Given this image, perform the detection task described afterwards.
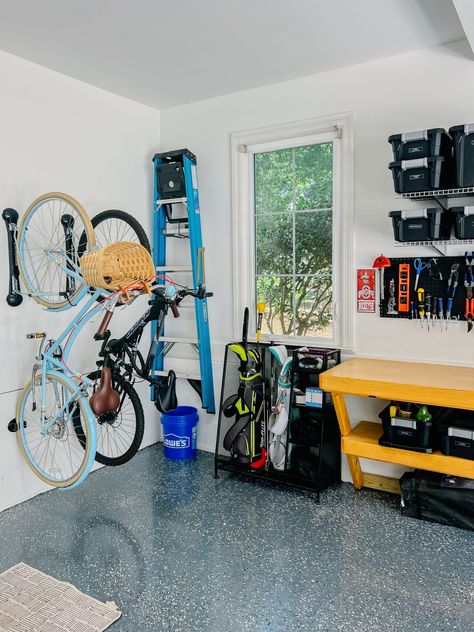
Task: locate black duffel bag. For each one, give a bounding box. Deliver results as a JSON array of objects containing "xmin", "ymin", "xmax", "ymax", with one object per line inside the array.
[{"xmin": 400, "ymin": 470, "xmax": 474, "ymax": 531}]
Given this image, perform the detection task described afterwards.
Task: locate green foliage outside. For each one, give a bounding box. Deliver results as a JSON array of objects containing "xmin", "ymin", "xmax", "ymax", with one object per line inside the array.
[{"xmin": 254, "ymin": 142, "xmax": 333, "ymax": 337}]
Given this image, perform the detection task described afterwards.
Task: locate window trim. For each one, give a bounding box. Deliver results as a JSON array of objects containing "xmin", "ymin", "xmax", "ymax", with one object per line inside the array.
[{"xmin": 230, "ymin": 112, "xmax": 354, "ymax": 349}]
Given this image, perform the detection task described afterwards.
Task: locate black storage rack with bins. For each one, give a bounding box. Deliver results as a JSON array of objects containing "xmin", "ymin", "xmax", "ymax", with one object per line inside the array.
[{"xmin": 214, "ymin": 343, "xmax": 341, "ymax": 502}]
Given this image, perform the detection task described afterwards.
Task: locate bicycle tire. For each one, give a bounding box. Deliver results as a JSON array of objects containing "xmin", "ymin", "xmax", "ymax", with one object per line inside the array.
[
  {"xmin": 74, "ymin": 371, "xmax": 145, "ymax": 466},
  {"xmin": 17, "ymin": 192, "xmax": 96, "ymax": 310},
  {"xmin": 79, "ymin": 209, "xmax": 151, "ymax": 255},
  {"xmin": 17, "ymin": 372, "xmax": 95, "ymax": 488}
]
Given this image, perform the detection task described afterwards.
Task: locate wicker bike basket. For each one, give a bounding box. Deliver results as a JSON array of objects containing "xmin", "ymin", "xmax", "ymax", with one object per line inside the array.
[{"xmin": 80, "ymin": 241, "xmax": 155, "ymax": 290}]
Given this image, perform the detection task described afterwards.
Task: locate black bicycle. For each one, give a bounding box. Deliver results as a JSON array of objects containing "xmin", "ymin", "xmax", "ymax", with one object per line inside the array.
[{"xmin": 74, "ymin": 283, "xmax": 212, "ymax": 466}]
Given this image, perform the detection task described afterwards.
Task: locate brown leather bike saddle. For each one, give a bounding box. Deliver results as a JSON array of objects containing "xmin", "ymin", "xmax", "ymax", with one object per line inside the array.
[{"xmin": 90, "ymin": 367, "xmax": 121, "ymax": 416}]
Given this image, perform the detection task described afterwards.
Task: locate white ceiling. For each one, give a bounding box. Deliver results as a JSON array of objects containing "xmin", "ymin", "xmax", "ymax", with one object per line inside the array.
[{"xmin": 0, "ymin": 0, "xmax": 467, "ymax": 109}]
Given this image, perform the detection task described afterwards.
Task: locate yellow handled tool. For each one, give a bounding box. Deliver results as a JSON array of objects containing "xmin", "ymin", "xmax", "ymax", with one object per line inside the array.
[{"xmin": 256, "ymin": 302, "xmax": 266, "ymax": 343}]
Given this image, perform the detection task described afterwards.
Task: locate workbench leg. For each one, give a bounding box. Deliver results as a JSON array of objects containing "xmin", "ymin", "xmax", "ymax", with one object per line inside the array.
[{"xmin": 332, "ymin": 392, "xmax": 364, "ymax": 489}]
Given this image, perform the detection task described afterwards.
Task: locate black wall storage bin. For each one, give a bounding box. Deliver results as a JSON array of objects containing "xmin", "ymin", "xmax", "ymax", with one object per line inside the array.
[
  {"xmin": 437, "ymin": 408, "xmax": 474, "ymax": 460},
  {"xmin": 389, "ymin": 208, "xmax": 452, "ymax": 242},
  {"xmin": 388, "ymin": 129, "xmax": 452, "ymax": 161},
  {"xmin": 389, "ymin": 157, "xmax": 450, "ymax": 193},
  {"xmin": 400, "ymin": 471, "xmax": 474, "ymax": 531},
  {"xmin": 450, "ymin": 206, "xmax": 474, "ymax": 239},
  {"xmin": 449, "ymin": 124, "xmax": 474, "ymax": 187},
  {"xmin": 379, "ymin": 405, "xmax": 437, "ymax": 453}
]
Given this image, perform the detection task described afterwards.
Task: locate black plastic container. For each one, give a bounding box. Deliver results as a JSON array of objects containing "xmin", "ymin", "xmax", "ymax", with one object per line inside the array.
[
  {"xmin": 379, "ymin": 404, "xmax": 436, "ymax": 453},
  {"xmin": 450, "ymin": 206, "xmax": 474, "ymax": 239},
  {"xmin": 389, "ymin": 156, "xmax": 450, "ymax": 193},
  {"xmin": 293, "ymin": 347, "xmax": 340, "ymax": 373},
  {"xmin": 449, "ymin": 124, "xmax": 474, "ymax": 187},
  {"xmin": 437, "ymin": 408, "xmax": 474, "ymax": 460},
  {"xmin": 389, "ymin": 207, "xmax": 452, "ymax": 242},
  {"xmin": 388, "ymin": 128, "xmax": 452, "ymax": 161}
]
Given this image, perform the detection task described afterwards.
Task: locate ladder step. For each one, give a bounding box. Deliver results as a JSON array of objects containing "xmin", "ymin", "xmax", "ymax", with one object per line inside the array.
[
  {"xmin": 154, "ymin": 370, "xmax": 201, "ymax": 381},
  {"xmin": 156, "ymin": 265, "xmax": 193, "ymax": 272},
  {"xmin": 160, "ymin": 336, "xmax": 198, "ymax": 344},
  {"xmin": 156, "ymin": 197, "xmax": 188, "ymax": 205}
]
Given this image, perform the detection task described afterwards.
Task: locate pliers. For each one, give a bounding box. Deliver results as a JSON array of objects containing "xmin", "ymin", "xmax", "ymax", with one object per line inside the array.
[{"xmin": 466, "ymin": 298, "xmax": 474, "ymax": 333}]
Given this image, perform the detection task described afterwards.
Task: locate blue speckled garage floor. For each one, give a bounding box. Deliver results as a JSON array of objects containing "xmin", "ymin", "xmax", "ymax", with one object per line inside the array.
[{"xmin": 0, "ymin": 447, "xmax": 473, "ymax": 632}]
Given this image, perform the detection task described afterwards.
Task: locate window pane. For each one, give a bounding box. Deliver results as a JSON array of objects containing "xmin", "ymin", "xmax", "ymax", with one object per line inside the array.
[
  {"xmin": 256, "ymin": 275, "xmax": 294, "ymax": 336},
  {"xmin": 256, "ymin": 213, "xmax": 292, "ymax": 275},
  {"xmin": 294, "ymin": 275, "xmax": 332, "ymax": 338},
  {"xmin": 295, "ymin": 143, "xmax": 333, "ymax": 209},
  {"xmin": 254, "ymin": 148, "xmax": 293, "ymax": 214},
  {"xmin": 295, "ymin": 210, "xmax": 332, "ymax": 275}
]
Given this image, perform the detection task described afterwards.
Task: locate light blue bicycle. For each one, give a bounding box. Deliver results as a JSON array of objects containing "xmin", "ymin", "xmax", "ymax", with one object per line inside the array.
[{"xmin": 14, "ymin": 192, "xmax": 142, "ymax": 488}]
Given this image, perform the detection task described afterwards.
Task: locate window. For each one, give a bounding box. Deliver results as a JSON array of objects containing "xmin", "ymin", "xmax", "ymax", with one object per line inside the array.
[
  {"xmin": 254, "ymin": 141, "xmax": 334, "ymax": 338},
  {"xmin": 231, "ymin": 114, "xmax": 354, "ymax": 347}
]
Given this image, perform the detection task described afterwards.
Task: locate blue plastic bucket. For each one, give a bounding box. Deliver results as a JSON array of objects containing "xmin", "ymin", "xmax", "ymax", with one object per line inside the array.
[{"xmin": 161, "ymin": 406, "xmax": 199, "ymax": 460}]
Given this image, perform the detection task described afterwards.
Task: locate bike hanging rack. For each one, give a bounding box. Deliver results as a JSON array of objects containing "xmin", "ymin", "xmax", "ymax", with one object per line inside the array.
[{"xmin": 2, "ymin": 208, "xmax": 23, "ymax": 307}]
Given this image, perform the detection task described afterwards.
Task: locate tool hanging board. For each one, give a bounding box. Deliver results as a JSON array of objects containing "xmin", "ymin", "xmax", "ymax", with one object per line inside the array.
[{"xmin": 380, "ymin": 255, "xmax": 471, "ymax": 322}]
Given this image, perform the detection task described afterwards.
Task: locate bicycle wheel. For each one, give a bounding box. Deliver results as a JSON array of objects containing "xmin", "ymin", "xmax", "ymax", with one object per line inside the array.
[
  {"xmin": 79, "ymin": 210, "xmax": 150, "ymax": 255},
  {"xmin": 74, "ymin": 371, "xmax": 145, "ymax": 466},
  {"xmin": 17, "ymin": 192, "xmax": 96, "ymax": 310},
  {"xmin": 17, "ymin": 372, "xmax": 95, "ymax": 488}
]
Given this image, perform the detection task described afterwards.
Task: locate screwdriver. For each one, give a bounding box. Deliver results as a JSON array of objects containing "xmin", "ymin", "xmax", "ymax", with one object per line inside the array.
[
  {"xmin": 437, "ymin": 297, "xmax": 444, "ymax": 331},
  {"xmin": 425, "ymin": 294, "xmax": 431, "ymax": 332},
  {"xmin": 410, "ymin": 301, "xmax": 415, "ymax": 320},
  {"xmin": 432, "ymin": 296, "xmax": 438, "ymax": 327},
  {"xmin": 417, "ymin": 288, "xmax": 425, "ymax": 328}
]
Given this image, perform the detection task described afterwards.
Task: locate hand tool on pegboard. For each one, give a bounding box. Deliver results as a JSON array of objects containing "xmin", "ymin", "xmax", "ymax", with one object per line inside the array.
[
  {"xmin": 387, "ymin": 278, "xmax": 398, "ymax": 314},
  {"xmin": 417, "ymin": 288, "xmax": 425, "ymax": 328},
  {"xmin": 413, "ymin": 257, "xmax": 427, "ymax": 292},
  {"xmin": 446, "ymin": 263, "xmax": 459, "ymax": 330},
  {"xmin": 398, "ymin": 264, "xmax": 410, "ymax": 313},
  {"xmin": 372, "ymin": 255, "xmax": 390, "ymax": 306},
  {"xmin": 425, "ymin": 294, "xmax": 432, "ymax": 332},
  {"xmin": 465, "ymin": 298, "xmax": 474, "ymax": 333}
]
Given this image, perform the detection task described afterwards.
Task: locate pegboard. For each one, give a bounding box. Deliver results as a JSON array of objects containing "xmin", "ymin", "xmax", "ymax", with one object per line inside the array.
[{"xmin": 380, "ymin": 254, "xmax": 473, "ymax": 322}]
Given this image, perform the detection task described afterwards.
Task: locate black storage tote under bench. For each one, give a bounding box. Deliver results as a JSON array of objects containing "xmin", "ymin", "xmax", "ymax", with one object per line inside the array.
[
  {"xmin": 388, "ymin": 128, "xmax": 452, "ymax": 161},
  {"xmin": 379, "ymin": 404, "xmax": 436, "ymax": 453},
  {"xmin": 437, "ymin": 408, "xmax": 474, "ymax": 461},
  {"xmin": 389, "ymin": 207, "xmax": 452, "ymax": 242},
  {"xmin": 389, "ymin": 156, "xmax": 450, "ymax": 194},
  {"xmin": 449, "ymin": 124, "xmax": 474, "ymax": 187}
]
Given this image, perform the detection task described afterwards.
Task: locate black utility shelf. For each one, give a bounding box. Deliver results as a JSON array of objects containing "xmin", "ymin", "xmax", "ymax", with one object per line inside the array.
[{"xmin": 214, "ymin": 344, "xmax": 341, "ymax": 502}]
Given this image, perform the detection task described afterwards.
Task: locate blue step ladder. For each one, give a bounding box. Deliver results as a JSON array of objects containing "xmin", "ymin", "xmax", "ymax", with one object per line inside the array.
[{"xmin": 152, "ymin": 148, "xmax": 215, "ymax": 414}]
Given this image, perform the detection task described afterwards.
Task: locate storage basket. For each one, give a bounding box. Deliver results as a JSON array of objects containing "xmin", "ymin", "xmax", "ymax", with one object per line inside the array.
[{"xmin": 80, "ymin": 241, "xmax": 155, "ymax": 290}]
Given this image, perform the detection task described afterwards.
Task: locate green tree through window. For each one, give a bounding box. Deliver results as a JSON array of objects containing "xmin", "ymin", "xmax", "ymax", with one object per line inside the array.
[{"xmin": 255, "ymin": 142, "xmax": 333, "ymax": 338}]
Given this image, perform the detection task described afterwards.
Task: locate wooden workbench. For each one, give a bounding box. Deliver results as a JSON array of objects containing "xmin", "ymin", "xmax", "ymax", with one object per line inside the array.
[{"xmin": 319, "ymin": 358, "xmax": 474, "ymax": 493}]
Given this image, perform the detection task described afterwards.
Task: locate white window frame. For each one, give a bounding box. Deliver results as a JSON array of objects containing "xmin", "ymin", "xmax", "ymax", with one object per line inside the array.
[{"xmin": 230, "ymin": 112, "xmax": 354, "ymax": 349}]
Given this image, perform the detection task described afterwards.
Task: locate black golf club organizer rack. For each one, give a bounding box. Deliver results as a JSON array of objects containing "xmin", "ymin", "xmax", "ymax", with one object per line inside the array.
[{"xmin": 214, "ymin": 342, "xmax": 341, "ymax": 502}]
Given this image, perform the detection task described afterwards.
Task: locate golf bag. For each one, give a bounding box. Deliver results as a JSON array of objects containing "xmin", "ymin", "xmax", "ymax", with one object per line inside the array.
[{"xmin": 222, "ymin": 308, "xmax": 266, "ymax": 467}]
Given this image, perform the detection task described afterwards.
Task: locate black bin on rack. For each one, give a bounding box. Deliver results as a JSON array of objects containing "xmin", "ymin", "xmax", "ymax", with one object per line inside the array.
[
  {"xmin": 449, "ymin": 124, "xmax": 474, "ymax": 187},
  {"xmin": 437, "ymin": 408, "xmax": 474, "ymax": 460},
  {"xmin": 379, "ymin": 404, "xmax": 437, "ymax": 453},
  {"xmin": 389, "ymin": 157, "xmax": 450, "ymax": 193},
  {"xmin": 389, "ymin": 208, "xmax": 452, "ymax": 242},
  {"xmin": 388, "ymin": 129, "xmax": 452, "ymax": 161},
  {"xmin": 450, "ymin": 206, "xmax": 474, "ymax": 239}
]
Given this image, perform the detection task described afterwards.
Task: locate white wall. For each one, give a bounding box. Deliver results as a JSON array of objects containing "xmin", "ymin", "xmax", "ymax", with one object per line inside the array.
[
  {"xmin": 0, "ymin": 50, "xmax": 161, "ymax": 510},
  {"xmin": 159, "ymin": 39, "xmax": 474, "ymax": 481}
]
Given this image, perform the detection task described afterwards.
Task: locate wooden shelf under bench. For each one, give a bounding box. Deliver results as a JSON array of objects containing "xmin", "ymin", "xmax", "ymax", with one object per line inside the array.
[{"xmin": 320, "ymin": 358, "xmax": 474, "ymax": 492}]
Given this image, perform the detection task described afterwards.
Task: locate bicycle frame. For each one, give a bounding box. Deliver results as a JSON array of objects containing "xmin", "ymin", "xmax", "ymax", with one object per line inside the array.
[{"xmin": 22, "ymin": 266, "xmax": 110, "ymax": 488}]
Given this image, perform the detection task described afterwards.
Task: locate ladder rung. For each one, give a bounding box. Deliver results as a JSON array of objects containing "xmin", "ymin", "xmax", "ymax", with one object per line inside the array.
[
  {"xmin": 154, "ymin": 370, "xmax": 201, "ymax": 381},
  {"xmin": 156, "ymin": 265, "xmax": 193, "ymax": 272},
  {"xmin": 156, "ymin": 197, "xmax": 188, "ymax": 205},
  {"xmin": 160, "ymin": 336, "xmax": 198, "ymax": 344},
  {"xmin": 163, "ymin": 229, "xmax": 190, "ymax": 237}
]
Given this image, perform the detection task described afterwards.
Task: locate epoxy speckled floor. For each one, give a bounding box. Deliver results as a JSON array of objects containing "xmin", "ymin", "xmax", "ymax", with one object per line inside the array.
[{"xmin": 0, "ymin": 447, "xmax": 473, "ymax": 632}]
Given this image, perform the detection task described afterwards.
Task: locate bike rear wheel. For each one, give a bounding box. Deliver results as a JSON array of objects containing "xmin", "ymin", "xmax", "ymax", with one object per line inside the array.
[
  {"xmin": 74, "ymin": 371, "xmax": 145, "ymax": 466},
  {"xmin": 17, "ymin": 372, "xmax": 95, "ymax": 488},
  {"xmin": 78, "ymin": 209, "xmax": 150, "ymax": 256},
  {"xmin": 17, "ymin": 192, "xmax": 96, "ymax": 310}
]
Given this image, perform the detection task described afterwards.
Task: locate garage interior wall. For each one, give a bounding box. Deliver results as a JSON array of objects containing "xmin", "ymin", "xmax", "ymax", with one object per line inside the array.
[
  {"xmin": 3, "ymin": 38, "xmax": 474, "ymax": 511},
  {"xmin": 0, "ymin": 49, "xmax": 161, "ymax": 511},
  {"xmin": 159, "ymin": 39, "xmax": 474, "ymax": 482}
]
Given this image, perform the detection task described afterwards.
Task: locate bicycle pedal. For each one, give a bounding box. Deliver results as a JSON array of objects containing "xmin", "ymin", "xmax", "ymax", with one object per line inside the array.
[{"xmin": 26, "ymin": 332, "xmax": 46, "ymax": 339}]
